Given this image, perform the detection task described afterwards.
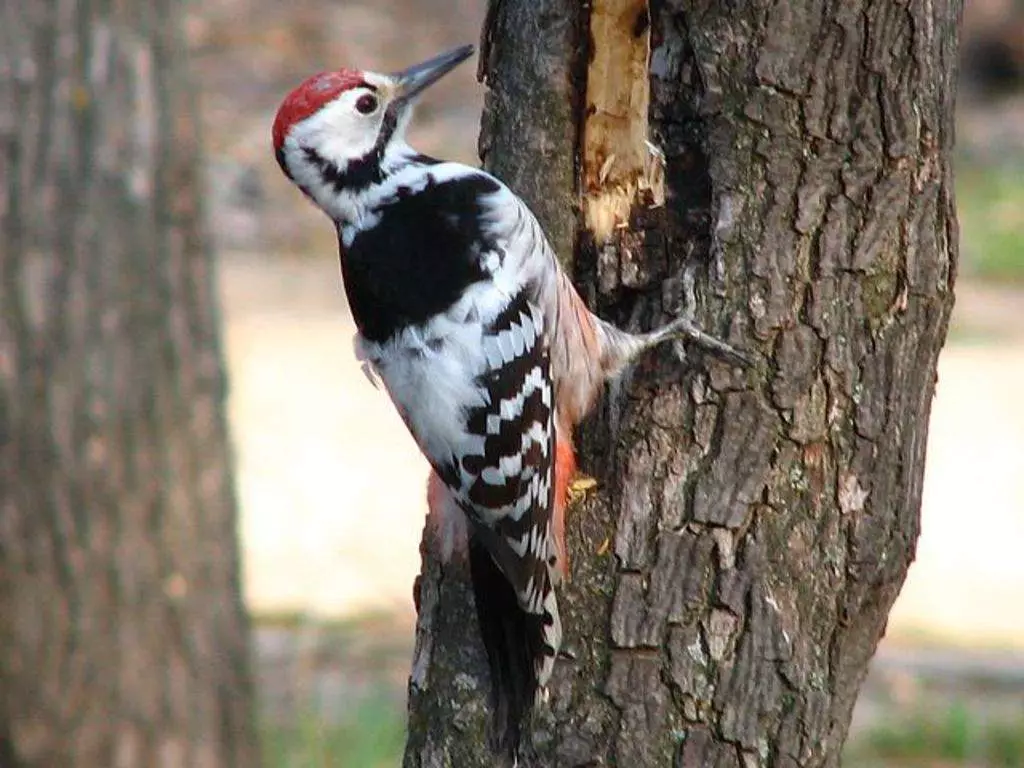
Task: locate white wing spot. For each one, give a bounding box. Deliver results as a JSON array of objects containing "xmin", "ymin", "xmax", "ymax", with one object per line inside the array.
[
  {"xmin": 500, "ymin": 398, "xmax": 517, "ymax": 420},
  {"xmin": 508, "ymin": 326, "xmax": 526, "ymax": 357},
  {"xmin": 498, "ymin": 452, "xmax": 523, "ymax": 479},
  {"xmin": 519, "ymin": 313, "xmax": 536, "ymax": 348},
  {"xmin": 496, "ymin": 331, "xmax": 515, "ymax": 364},
  {"xmin": 481, "ymin": 466, "xmax": 505, "ymax": 486},
  {"xmin": 483, "ymin": 336, "xmax": 504, "ymax": 369}
]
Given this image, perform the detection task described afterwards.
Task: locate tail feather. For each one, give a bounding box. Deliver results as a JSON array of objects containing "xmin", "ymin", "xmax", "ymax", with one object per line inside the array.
[{"xmin": 468, "ymin": 534, "xmax": 545, "ymax": 759}]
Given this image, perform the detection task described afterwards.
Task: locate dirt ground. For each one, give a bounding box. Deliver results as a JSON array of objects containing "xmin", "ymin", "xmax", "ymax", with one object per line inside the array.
[
  {"xmin": 220, "ymin": 250, "xmax": 1024, "ymax": 649},
  {"xmin": 887, "ymin": 285, "xmax": 1024, "ymax": 648}
]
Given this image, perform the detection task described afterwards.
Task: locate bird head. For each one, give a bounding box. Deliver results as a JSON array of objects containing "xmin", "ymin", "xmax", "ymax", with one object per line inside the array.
[{"xmin": 272, "ymin": 44, "xmax": 474, "ymax": 219}]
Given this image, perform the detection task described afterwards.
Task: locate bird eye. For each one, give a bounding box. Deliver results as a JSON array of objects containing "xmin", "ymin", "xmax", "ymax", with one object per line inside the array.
[{"xmin": 355, "ymin": 93, "xmax": 379, "ymax": 115}]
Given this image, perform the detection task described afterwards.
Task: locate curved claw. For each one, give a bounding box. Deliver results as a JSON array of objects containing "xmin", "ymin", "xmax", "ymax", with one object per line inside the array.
[{"xmin": 647, "ymin": 317, "xmax": 755, "ymax": 368}]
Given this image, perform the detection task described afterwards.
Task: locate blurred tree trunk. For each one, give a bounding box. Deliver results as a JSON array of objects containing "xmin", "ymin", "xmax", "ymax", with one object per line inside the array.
[
  {"xmin": 0, "ymin": 2, "xmax": 257, "ymax": 766},
  {"xmin": 404, "ymin": 1, "xmax": 961, "ymax": 766}
]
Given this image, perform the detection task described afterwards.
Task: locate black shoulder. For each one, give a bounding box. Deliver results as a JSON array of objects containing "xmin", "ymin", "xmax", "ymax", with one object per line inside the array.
[{"xmin": 340, "ymin": 172, "xmax": 505, "ymax": 342}]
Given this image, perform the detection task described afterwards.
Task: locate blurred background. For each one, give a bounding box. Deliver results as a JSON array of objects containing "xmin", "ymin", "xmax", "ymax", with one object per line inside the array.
[{"xmin": 184, "ymin": 0, "xmax": 1024, "ymax": 764}]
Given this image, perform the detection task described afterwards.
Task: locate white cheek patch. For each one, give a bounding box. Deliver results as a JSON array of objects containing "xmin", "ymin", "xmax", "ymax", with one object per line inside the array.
[{"xmin": 293, "ymin": 94, "xmax": 380, "ymax": 161}]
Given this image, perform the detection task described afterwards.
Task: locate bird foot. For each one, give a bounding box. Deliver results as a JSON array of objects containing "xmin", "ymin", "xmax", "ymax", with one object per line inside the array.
[{"xmin": 658, "ymin": 317, "xmax": 754, "ymax": 368}]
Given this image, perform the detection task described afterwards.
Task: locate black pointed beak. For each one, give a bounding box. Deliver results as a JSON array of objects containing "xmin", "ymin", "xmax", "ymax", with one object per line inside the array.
[{"xmin": 393, "ymin": 45, "xmax": 475, "ymax": 104}]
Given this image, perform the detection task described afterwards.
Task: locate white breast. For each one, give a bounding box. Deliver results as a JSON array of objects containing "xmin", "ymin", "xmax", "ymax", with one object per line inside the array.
[{"xmin": 358, "ymin": 278, "xmax": 517, "ymax": 473}]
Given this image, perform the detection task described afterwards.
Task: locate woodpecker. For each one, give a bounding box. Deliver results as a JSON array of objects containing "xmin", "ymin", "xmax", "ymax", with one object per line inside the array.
[{"xmin": 272, "ymin": 44, "xmax": 749, "ymax": 757}]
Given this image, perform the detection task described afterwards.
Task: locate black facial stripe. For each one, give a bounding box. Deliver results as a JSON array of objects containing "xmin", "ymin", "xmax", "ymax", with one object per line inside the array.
[
  {"xmin": 304, "ymin": 146, "xmax": 384, "ymax": 190},
  {"xmin": 299, "ymin": 110, "xmax": 439, "ymax": 197},
  {"xmin": 376, "ymin": 105, "xmax": 401, "ymax": 157}
]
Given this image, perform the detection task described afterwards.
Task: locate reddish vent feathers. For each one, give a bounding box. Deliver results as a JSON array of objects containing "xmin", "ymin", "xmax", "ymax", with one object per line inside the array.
[{"xmin": 272, "ymin": 69, "xmax": 367, "ymax": 150}]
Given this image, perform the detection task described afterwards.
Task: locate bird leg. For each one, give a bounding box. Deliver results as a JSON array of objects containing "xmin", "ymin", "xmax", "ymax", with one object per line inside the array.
[{"xmin": 638, "ymin": 316, "xmax": 754, "ymax": 368}]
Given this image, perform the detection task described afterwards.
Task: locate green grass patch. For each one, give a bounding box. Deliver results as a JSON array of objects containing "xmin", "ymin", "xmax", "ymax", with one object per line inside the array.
[
  {"xmin": 262, "ymin": 694, "xmax": 405, "ymax": 768},
  {"xmin": 845, "ymin": 702, "xmax": 1024, "ymax": 767},
  {"xmin": 254, "ymin": 612, "xmax": 412, "ymax": 766},
  {"xmin": 957, "ymin": 160, "xmax": 1024, "ymax": 284}
]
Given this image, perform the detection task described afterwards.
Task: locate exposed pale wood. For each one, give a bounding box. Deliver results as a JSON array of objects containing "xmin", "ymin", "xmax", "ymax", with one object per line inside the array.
[{"xmin": 581, "ymin": 0, "xmax": 664, "ymax": 244}]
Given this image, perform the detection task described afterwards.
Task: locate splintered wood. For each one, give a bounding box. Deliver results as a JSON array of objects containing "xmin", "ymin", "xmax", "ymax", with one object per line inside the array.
[{"xmin": 582, "ymin": 0, "xmax": 664, "ymax": 245}]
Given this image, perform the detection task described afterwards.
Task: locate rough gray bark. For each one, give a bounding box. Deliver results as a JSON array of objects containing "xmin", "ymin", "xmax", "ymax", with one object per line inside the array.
[
  {"xmin": 404, "ymin": 1, "xmax": 961, "ymax": 766},
  {"xmin": 0, "ymin": 2, "xmax": 258, "ymax": 766}
]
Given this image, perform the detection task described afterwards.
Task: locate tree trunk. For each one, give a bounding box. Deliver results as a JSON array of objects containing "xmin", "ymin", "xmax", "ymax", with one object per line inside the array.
[
  {"xmin": 0, "ymin": 2, "xmax": 258, "ymax": 766},
  {"xmin": 404, "ymin": 1, "xmax": 961, "ymax": 766}
]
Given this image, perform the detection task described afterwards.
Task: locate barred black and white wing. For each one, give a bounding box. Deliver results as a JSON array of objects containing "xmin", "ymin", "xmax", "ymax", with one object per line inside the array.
[
  {"xmin": 439, "ymin": 289, "xmax": 562, "ymax": 754},
  {"xmin": 466, "ymin": 295, "xmax": 560, "ymax": 648}
]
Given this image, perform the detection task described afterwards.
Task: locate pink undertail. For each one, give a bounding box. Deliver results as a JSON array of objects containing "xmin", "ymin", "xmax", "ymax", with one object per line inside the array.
[
  {"xmin": 426, "ymin": 469, "xmax": 467, "ymax": 562},
  {"xmin": 553, "ymin": 428, "xmax": 576, "ymax": 580}
]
